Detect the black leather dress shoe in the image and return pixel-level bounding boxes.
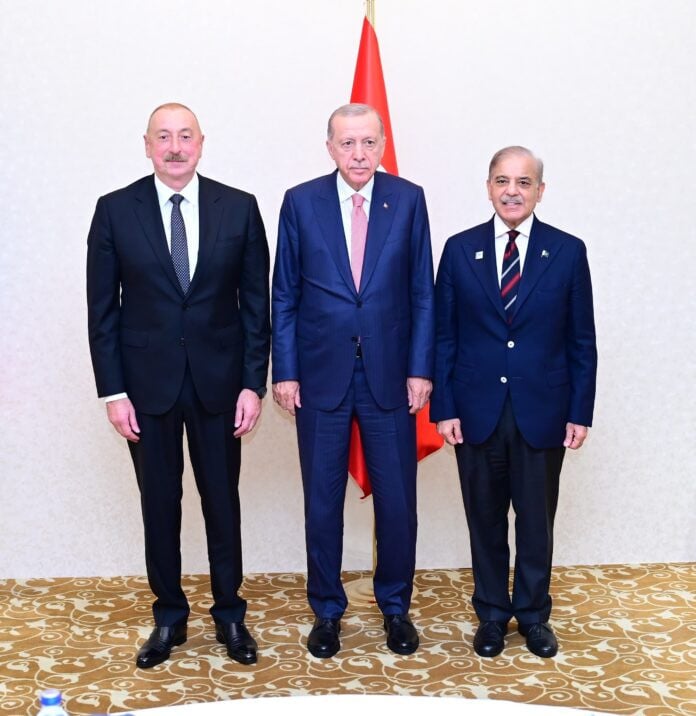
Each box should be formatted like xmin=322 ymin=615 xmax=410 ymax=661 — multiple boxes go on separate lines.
xmin=518 ymin=622 xmax=558 ymax=658
xmin=136 ymin=623 xmax=187 ymax=668
xmin=473 ymin=621 xmax=507 ymax=657
xmin=215 ymin=622 xmax=258 ymax=665
xmin=307 ymin=617 xmax=341 ymax=658
xmin=384 ymin=614 xmax=419 ymax=655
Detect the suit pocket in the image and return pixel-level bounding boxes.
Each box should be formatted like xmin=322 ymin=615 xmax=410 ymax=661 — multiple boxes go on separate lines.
xmin=547 ymin=368 xmax=569 ymax=386
xmin=216 ymin=324 xmax=241 ymax=348
xmin=536 ymin=286 xmax=566 ymax=302
xmin=453 ymin=365 xmax=476 ymax=385
xmin=121 ymin=327 xmax=148 ymax=348
xmin=216 ymin=234 xmax=244 ymax=245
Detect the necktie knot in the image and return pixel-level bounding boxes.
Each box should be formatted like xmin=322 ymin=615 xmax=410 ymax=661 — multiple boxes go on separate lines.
xmin=507 ymin=229 xmax=520 ymax=242
xmin=170 ymin=193 xmax=184 ymax=207
xmin=351 ymin=193 xmax=365 ymax=209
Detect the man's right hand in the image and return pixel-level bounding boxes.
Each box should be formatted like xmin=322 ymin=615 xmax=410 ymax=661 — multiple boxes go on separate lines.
xmin=107 ymin=397 xmax=141 ymax=442
xmin=273 ymin=380 xmax=301 ymax=416
xmin=437 ymin=418 xmax=463 ymax=446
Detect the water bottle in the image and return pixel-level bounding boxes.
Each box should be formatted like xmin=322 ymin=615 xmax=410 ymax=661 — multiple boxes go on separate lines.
xmin=37 ymin=689 xmax=68 ymax=716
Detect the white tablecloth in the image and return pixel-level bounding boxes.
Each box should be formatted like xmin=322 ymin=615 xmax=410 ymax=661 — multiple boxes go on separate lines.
xmin=118 ymin=695 xmax=603 ymax=715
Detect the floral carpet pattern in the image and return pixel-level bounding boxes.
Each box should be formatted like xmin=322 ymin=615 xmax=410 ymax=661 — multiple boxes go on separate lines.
xmin=1 ymin=564 xmax=694 ymax=715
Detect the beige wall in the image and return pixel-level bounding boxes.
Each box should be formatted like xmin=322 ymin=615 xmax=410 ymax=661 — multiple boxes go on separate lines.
xmin=2 ymin=0 xmax=694 ymax=578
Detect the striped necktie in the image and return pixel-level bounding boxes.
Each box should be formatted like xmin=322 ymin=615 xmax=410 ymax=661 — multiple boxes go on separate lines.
xmin=501 ymin=229 xmax=520 ymax=322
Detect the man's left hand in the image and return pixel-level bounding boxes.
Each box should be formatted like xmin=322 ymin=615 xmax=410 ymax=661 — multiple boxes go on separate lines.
xmin=564 ymin=422 xmax=588 ymax=449
xmin=407 ymin=377 xmax=432 ymax=415
xmin=234 ymin=389 xmax=263 ymax=438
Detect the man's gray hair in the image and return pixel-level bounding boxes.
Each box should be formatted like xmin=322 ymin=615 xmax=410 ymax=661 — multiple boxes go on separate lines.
xmin=327 ymin=103 xmax=385 ymax=140
xmin=488 ymin=146 xmax=544 ymax=183
xmin=146 ymin=102 xmax=201 ymax=133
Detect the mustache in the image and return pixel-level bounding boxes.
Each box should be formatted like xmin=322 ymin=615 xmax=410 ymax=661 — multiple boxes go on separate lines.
xmin=164 ymin=153 xmax=187 ymax=162
xmin=501 ymin=196 xmax=523 ymax=205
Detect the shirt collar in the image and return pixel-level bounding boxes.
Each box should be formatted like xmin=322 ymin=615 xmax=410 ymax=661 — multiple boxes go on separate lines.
xmin=154 ymin=173 xmax=199 ymax=209
xmin=494 ymin=212 xmax=535 ymax=240
xmin=336 ymin=171 xmax=374 ymax=205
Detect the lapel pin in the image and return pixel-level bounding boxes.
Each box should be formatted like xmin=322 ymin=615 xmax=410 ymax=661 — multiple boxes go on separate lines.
xmin=541 ymin=249 xmax=549 ymax=258
xmin=383 ymin=202 xmax=389 ymax=209
xmin=475 ymin=250 xmax=484 ymax=260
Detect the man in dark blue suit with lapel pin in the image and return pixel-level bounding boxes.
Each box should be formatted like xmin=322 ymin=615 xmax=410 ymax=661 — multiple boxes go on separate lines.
xmin=87 ymin=103 xmax=270 ymax=668
xmin=431 ymin=146 xmax=597 ymax=658
xmin=272 ymin=103 xmax=435 ymax=658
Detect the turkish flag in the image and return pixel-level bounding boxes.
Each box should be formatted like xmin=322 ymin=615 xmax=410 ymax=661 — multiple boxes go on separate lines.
xmin=347 ymin=16 xmax=443 ymax=498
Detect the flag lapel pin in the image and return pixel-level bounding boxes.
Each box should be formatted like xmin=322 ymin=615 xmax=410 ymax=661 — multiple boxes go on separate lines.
xmin=541 ymin=249 xmax=549 ymax=258
xmin=475 ymin=250 xmax=484 ymax=260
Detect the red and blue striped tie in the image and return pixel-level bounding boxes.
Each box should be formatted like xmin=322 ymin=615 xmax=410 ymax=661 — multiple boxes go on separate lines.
xmin=501 ymin=229 xmax=520 ymax=323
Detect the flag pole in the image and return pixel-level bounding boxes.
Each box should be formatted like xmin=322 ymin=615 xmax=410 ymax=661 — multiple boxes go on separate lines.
xmin=366 ymin=0 xmax=374 ymax=26
xmin=345 ymin=0 xmax=400 ymax=608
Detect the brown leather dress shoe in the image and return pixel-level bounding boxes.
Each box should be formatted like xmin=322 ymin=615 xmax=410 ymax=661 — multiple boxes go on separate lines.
xmin=518 ymin=622 xmax=558 ymax=658
xmin=136 ymin=623 xmax=187 ymax=668
xmin=215 ymin=622 xmax=258 ymax=665
xmin=384 ymin=613 xmax=419 ymax=655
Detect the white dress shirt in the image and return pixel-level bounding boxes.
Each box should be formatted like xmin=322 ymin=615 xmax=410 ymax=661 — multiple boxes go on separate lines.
xmin=154 ymin=173 xmax=200 ymax=276
xmin=336 ymin=172 xmax=374 ymax=265
xmin=494 ymin=213 xmax=535 ymax=286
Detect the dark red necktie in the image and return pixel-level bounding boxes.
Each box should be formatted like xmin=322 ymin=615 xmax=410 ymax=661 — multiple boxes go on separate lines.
xmin=500 ymin=229 xmax=520 ymax=322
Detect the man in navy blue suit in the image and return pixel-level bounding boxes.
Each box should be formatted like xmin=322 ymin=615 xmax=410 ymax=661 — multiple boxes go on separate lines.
xmin=87 ymin=103 xmax=270 ymax=668
xmin=272 ymin=103 xmax=435 ymax=658
xmin=431 ymin=146 xmax=597 ymax=658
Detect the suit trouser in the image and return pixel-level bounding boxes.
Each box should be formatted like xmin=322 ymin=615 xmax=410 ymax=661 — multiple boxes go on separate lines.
xmin=454 ymin=397 xmax=565 ymax=625
xmin=128 ymin=365 xmax=246 ymax=626
xmin=296 ymin=358 xmax=418 ymax=619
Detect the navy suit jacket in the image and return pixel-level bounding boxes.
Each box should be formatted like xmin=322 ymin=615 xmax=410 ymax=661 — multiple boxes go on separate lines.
xmin=87 ymin=174 xmax=270 ymax=415
xmin=431 ymin=216 xmax=597 ymax=448
xmin=272 ymin=170 xmax=435 ymax=411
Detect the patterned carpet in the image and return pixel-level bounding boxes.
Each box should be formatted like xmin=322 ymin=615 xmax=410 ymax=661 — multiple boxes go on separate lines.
xmin=1 ymin=564 xmax=694 ymax=715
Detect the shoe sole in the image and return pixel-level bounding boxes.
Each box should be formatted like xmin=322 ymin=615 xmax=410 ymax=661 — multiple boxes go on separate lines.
xmin=473 ymin=645 xmax=504 ymax=658
xmin=307 ymin=647 xmax=340 ymax=659
xmin=386 ymin=642 xmax=418 ymax=655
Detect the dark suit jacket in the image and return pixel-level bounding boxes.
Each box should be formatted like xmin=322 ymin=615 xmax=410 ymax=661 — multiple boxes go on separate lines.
xmin=431 ymin=216 xmax=597 ymax=448
xmin=272 ymin=170 xmax=435 ymax=411
xmin=87 ymin=174 xmax=270 ymax=415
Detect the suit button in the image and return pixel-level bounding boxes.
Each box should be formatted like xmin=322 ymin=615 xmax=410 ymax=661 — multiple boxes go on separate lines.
xmin=507 ymin=340 xmax=515 ymax=348
xmin=356 ymin=300 xmax=363 ymax=308
xmin=500 ymin=376 xmax=508 ymax=384
xmin=183 ymin=304 xmax=190 ymax=311
xmin=180 ymin=338 xmax=186 ymax=346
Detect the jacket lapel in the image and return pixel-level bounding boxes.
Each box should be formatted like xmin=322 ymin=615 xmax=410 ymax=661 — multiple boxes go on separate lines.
xmin=188 ymin=174 xmax=221 ymax=295
xmin=133 ymin=176 xmax=183 ymax=295
xmin=312 ymin=172 xmax=356 ymax=295
xmin=463 ymin=218 xmax=507 ymax=322
xmin=513 ymin=216 xmax=562 ymax=317
xmin=359 ymin=172 xmax=397 ymax=294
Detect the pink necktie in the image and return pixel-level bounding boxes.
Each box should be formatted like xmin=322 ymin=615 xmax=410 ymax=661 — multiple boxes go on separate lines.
xmin=351 ymin=194 xmax=368 ymax=290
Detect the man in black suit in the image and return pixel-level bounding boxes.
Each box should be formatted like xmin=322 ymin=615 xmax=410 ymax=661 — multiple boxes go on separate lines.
xmin=87 ymin=103 xmax=270 ymax=668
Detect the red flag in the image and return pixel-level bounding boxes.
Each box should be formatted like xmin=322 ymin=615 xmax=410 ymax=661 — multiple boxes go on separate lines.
xmin=347 ymin=14 xmax=444 ymax=498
